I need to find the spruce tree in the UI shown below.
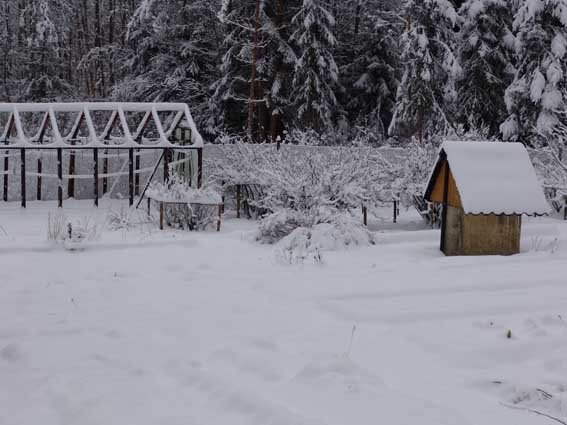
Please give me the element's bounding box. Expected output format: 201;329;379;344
388;0;460;142
116;0;221;131
21;0;75;101
338;0;399;141
290;0;341;132
457;0;516;136
502;0;567;142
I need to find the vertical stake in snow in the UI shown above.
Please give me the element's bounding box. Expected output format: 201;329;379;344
236;184;241;219
93;148;99;207
163;148;170;183
393;200;398;224
20;148;25;208
197;148;203;189
57;148;63;208
129;148;134;206
3;139;8;202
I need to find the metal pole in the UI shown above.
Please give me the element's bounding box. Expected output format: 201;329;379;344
393;200;398;224
135;149;140;195
68;140;75;198
197;147;203;188
3;141;8;202
94;148;99;207
163;148;170;183
20;149;25;208
37;150;42;201
236;184;241;219
57;148;63;208
129;148;134;206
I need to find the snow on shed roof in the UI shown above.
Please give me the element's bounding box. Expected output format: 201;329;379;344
427;141;549;216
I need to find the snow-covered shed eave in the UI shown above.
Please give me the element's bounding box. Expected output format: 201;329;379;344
424;141;550;217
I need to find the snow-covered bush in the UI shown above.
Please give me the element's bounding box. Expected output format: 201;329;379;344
275;214;376;265
210;139;388;243
257;210;311;244
380;140;439;207
209;136;442;238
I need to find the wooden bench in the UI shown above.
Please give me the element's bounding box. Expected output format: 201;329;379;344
412;194;441;228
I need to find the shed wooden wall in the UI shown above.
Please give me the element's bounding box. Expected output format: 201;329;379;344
442;207;521;256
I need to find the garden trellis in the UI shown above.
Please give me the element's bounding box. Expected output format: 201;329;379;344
0;103;204;207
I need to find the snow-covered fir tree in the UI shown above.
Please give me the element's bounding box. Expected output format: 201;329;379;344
21;0;75;101
457;0;516;136
115;0;221;131
502;0;567;143
212;0;267;138
290;0;341;132
338;0;399;142
388;0;461;142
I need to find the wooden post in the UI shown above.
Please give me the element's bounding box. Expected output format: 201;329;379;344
236;184;241;219
135;149;140;195
163;149;170;183
129;148;134;206
197;148;203;188
57;148;63;208
20;149;26;208
37;153;42;201
362;205;367;226
147;197;151;217
217;204;222;232
102;151;108;194
564;195;567;221
3;142;8;202
159;202;164;230
68;140;76;198
393;200;398;223
94;148;99;207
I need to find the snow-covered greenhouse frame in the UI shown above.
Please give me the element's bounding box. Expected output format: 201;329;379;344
0;103;204;208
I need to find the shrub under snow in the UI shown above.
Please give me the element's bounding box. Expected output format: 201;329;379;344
275;214;376;265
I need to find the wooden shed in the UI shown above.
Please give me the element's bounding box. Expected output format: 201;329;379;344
424;142;549;256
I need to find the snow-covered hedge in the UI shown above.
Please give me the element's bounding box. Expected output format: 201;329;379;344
207;137;438;211
206;138;437;246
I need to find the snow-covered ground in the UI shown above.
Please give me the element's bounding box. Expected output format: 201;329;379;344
1;199;567;425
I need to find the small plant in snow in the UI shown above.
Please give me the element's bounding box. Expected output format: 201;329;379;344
47;211;67;242
529;236;559;254
64;216;102;250
48;212;101;249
